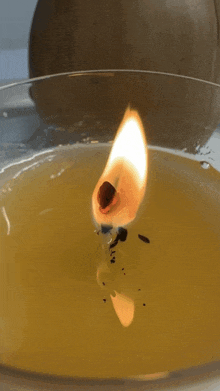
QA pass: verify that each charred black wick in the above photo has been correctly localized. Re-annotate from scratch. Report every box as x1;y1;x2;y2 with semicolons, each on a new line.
138;234;150;243
98;181;116;209
101;224;113;234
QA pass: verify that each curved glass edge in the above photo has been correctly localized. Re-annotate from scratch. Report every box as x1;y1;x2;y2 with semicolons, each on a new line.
1;69;220;164
0;141;220;179
1;69;220;91
0;359;220;390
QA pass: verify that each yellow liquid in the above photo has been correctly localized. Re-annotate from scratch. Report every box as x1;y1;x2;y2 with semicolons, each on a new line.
0;144;220;378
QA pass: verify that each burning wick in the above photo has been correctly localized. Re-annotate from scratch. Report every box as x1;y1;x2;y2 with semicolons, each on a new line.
92;106;148;327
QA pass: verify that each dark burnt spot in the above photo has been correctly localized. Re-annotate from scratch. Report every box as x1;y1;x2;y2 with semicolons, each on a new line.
143;303;146;306
103;298;106;303
98;181;116;209
138;234;150;243
110;259;115;264
102;282;106;286
110;250;116;256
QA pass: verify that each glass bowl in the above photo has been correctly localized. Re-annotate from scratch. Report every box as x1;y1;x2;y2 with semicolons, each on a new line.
0;70;220;391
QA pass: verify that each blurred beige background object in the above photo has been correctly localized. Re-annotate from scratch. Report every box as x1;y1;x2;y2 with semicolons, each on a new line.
29;0;220;81
29;0;220;152
29;0;220;151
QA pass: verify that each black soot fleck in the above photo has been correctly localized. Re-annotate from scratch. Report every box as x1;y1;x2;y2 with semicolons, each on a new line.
109;240;118;249
143;303;146;306
109;229;128;249
138;234;150;243
98;181;116;209
110;259;115;264
103;298;106;303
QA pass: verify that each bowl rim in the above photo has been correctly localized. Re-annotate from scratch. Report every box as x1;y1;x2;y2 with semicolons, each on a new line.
0;359;220;390
1;69;220;91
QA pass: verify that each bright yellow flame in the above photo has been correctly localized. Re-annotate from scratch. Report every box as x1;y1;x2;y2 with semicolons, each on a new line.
107;115;147;185
92;107;148;227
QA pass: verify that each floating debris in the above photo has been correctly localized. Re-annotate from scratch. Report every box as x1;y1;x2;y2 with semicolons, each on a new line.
138;234;150;243
110;259;115;264
143;303;146;306
103;298;106;303
102;282;106;286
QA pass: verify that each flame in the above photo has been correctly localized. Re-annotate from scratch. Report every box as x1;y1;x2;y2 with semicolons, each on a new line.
129;372;169;380
92;107;148;227
110;291;135;327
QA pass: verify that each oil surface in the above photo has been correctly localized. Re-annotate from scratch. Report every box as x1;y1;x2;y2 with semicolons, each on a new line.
0;145;220;378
